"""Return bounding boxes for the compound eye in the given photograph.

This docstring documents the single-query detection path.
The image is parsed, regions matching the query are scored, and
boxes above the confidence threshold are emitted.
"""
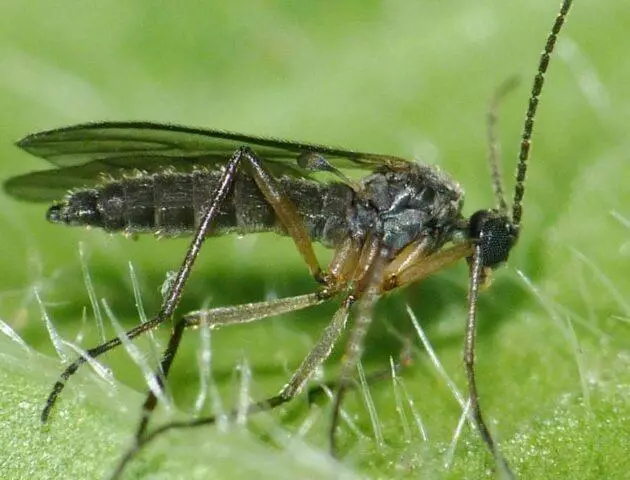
[469,210,516,268]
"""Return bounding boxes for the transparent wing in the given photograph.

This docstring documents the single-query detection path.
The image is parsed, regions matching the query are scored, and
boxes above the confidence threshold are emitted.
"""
[5,122,410,202]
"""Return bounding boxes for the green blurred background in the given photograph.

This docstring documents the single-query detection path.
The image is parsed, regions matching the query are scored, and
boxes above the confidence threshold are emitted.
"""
[1,1,629,478]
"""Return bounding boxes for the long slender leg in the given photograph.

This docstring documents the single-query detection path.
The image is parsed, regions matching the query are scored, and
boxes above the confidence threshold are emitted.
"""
[327,237,361,283]
[381,238,431,282]
[307,333,414,405]
[134,291,333,440]
[243,148,325,281]
[383,242,474,292]
[465,246,513,478]
[385,240,512,473]
[329,247,387,456]
[42,146,333,422]
[42,148,246,423]
[276,294,354,400]
[132,143,353,434]
[110,294,355,480]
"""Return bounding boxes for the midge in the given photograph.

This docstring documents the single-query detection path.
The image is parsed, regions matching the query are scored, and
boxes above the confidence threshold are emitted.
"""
[3,0,572,477]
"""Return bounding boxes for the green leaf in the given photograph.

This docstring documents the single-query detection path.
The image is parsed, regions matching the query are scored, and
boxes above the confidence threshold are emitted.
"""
[1,1,629,479]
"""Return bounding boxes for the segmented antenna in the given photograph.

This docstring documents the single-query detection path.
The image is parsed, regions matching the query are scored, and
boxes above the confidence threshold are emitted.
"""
[512,0,572,229]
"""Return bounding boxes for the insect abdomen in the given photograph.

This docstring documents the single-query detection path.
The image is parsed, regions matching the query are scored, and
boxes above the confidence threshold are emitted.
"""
[49,169,354,246]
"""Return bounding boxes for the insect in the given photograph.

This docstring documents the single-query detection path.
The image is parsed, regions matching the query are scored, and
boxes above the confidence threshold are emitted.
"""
[3,1,572,477]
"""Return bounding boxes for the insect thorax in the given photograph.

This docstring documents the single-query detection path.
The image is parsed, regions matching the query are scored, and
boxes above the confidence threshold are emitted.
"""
[353,164,465,256]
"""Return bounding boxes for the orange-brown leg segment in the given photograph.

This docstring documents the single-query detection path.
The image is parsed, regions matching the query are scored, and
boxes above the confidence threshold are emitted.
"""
[245,149,325,281]
[329,234,387,455]
[328,237,361,284]
[383,241,474,291]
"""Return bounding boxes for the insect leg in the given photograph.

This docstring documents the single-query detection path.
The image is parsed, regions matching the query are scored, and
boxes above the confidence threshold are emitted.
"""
[382,241,474,291]
[139,234,361,425]
[110,293,355,480]
[465,246,513,478]
[306,344,412,405]
[383,241,512,471]
[42,147,246,423]
[275,293,354,401]
[327,237,361,284]
[329,246,387,456]
[134,291,334,440]
[239,148,326,283]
